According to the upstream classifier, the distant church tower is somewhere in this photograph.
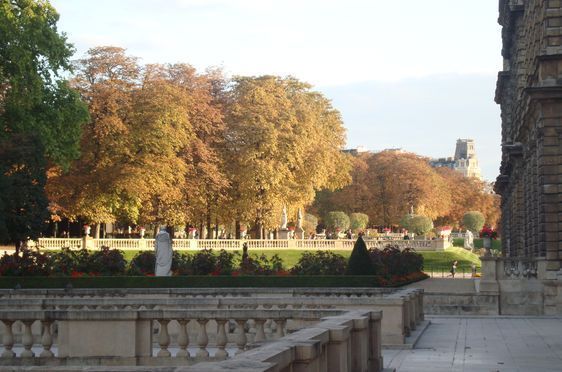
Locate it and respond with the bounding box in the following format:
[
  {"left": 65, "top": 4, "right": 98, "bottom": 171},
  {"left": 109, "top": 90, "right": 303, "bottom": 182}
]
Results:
[{"left": 453, "top": 139, "right": 481, "bottom": 179}]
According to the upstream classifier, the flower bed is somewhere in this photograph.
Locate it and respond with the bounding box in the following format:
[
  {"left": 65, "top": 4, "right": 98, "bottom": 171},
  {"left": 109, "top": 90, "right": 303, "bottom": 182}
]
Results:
[{"left": 0, "top": 244, "right": 428, "bottom": 288}]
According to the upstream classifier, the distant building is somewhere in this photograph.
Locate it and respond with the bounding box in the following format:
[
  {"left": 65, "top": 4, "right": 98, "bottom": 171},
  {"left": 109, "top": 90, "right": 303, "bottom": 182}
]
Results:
[
  {"left": 342, "top": 146, "right": 369, "bottom": 156},
  {"left": 429, "top": 157, "right": 455, "bottom": 170},
  {"left": 430, "top": 139, "right": 482, "bottom": 180}
]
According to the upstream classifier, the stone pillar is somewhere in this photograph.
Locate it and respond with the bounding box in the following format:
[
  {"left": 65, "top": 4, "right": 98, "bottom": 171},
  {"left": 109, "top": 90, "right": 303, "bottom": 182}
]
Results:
[
  {"left": 368, "top": 313, "right": 383, "bottom": 372},
  {"left": 293, "top": 340, "right": 322, "bottom": 372},
  {"left": 324, "top": 325, "right": 351, "bottom": 372},
  {"left": 350, "top": 317, "right": 369, "bottom": 372},
  {"left": 479, "top": 257, "right": 499, "bottom": 293},
  {"left": 538, "top": 101, "right": 562, "bottom": 273}
]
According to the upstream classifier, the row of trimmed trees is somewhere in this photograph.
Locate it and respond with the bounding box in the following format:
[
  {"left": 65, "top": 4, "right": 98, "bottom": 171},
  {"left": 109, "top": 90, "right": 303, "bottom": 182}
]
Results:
[
  {"left": 46, "top": 47, "right": 352, "bottom": 239},
  {"left": 312, "top": 151, "right": 500, "bottom": 231}
]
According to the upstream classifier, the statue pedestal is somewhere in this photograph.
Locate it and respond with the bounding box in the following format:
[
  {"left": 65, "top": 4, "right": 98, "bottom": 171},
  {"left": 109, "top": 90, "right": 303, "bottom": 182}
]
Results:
[
  {"left": 294, "top": 227, "right": 305, "bottom": 240},
  {"left": 82, "top": 236, "right": 94, "bottom": 250},
  {"left": 278, "top": 229, "right": 290, "bottom": 239}
]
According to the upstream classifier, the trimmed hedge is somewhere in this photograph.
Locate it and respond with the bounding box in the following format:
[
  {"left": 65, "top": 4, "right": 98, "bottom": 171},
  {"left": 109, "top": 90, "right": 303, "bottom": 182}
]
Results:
[{"left": 0, "top": 273, "right": 428, "bottom": 289}]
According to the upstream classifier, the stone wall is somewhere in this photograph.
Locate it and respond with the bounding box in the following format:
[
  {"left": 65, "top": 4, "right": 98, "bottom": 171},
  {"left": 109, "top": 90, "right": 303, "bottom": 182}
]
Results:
[{"left": 495, "top": 0, "right": 562, "bottom": 275}]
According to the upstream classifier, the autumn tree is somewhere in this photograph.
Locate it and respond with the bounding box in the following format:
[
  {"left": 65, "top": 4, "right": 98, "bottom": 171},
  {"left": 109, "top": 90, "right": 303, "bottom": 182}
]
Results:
[
  {"left": 357, "top": 151, "right": 449, "bottom": 225},
  {"left": 167, "top": 65, "right": 229, "bottom": 237},
  {"left": 0, "top": 0, "right": 89, "bottom": 249},
  {"left": 435, "top": 167, "right": 500, "bottom": 227},
  {"left": 224, "top": 76, "right": 350, "bottom": 238},
  {"left": 312, "top": 152, "right": 371, "bottom": 217},
  {"left": 125, "top": 64, "right": 196, "bottom": 226},
  {"left": 47, "top": 47, "right": 140, "bottom": 235},
  {"left": 313, "top": 150, "right": 499, "bottom": 230}
]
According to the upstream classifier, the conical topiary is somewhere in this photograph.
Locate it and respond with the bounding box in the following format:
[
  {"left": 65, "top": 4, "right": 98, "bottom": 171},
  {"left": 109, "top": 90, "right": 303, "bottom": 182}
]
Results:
[{"left": 346, "top": 235, "right": 375, "bottom": 275}]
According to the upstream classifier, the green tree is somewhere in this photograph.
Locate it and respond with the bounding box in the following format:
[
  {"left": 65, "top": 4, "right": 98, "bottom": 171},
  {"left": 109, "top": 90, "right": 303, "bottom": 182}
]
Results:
[
  {"left": 303, "top": 213, "right": 319, "bottom": 235},
  {"left": 0, "top": 0, "right": 89, "bottom": 249},
  {"left": 462, "top": 211, "right": 485, "bottom": 233},
  {"left": 0, "top": 134, "right": 49, "bottom": 250},
  {"left": 324, "top": 211, "right": 350, "bottom": 232},
  {"left": 346, "top": 236, "right": 375, "bottom": 275},
  {"left": 350, "top": 212, "right": 369, "bottom": 232},
  {"left": 408, "top": 215, "right": 434, "bottom": 236},
  {"left": 401, "top": 214, "right": 433, "bottom": 235}
]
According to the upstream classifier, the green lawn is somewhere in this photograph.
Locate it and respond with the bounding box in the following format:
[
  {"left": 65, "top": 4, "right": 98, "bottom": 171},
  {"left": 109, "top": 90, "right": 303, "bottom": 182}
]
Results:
[
  {"left": 122, "top": 247, "right": 482, "bottom": 272},
  {"left": 453, "top": 238, "right": 501, "bottom": 251}
]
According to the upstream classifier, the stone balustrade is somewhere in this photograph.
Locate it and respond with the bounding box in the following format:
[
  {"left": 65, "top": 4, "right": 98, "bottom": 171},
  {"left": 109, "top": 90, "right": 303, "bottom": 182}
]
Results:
[
  {"left": 0, "top": 287, "right": 423, "bottom": 347},
  {"left": 480, "top": 256, "right": 548, "bottom": 282},
  {"left": 30, "top": 237, "right": 448, "bottom": 251},
  {"left": 193, "top": 310, "right": 383, "bottom": 372},
  {"left": 0, "top": 308, "right": 345, "bottom": 367},
  {"left": 0, "top": 308, "right": 383, "bottom": 371}
]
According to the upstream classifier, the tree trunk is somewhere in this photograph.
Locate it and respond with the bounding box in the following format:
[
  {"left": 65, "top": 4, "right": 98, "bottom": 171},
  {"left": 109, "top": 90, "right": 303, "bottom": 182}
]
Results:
[
  {"left": 95, "top": 223, "right": 101, "bottom": 239},
  {"left": 206, "top": 209, "right": 212, "bottom": 239},
  {"left": 235, "top": 220, "right": 241, "bottom": 239},
  {"left": 166, "top": 225, "right": 174, "bottom": 243},
  {"left": 255, "top": 220, "right": 263, "bottom": 240},
  {"left": 215, "top": 217, "right": 219, "bottom": 238}
]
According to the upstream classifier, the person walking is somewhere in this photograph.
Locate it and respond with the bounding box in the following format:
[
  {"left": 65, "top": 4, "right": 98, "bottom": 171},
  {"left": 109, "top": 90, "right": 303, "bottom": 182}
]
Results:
[{"left": 450, "top": 260, "right": 458, "bottom": 278}]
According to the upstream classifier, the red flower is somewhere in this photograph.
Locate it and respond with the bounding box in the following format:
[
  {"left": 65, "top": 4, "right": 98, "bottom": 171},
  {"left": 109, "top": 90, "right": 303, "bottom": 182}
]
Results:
[
  {"left": 231, "top": 271, "right": 240, "bottom": 277},
  {"left": 71, "top": 271, "right": 83, "bottom": 278},
  {"left": 480, "top": 226, "right": 498, "bottom": 239},
  {"left": 145, "top": 273, "right": 155, "bottom": 277}
]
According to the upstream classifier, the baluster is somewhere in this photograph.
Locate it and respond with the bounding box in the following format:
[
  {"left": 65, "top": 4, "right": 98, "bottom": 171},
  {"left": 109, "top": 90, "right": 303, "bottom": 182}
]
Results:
[
  {"left": 276, "top": 319, "right": 286, "bottom": 338},
  {"left": 176, "top": 319, "right": 190, "bottom": 358},
  {"left": 215, "top": 319, "right": 228, "bottom": 360},
  {"left": 21, "top": 321, "right": 35, "bottom": 358},
  {"left": 1, "top": 321, "right": 15, "bottom": 358},
  {"left": 40, "top": 320, "right": 54, "bottom": 357},
  {"left": 264, "top": 319, "right": 273, "bottom": 335},
  {"left": 196, "top": 319, "right": 209, "bottom": 359},
  {"left": 235, "top": 319, "right": 247, "bottom": 355},
  {"left": 157, "top": 320, "right": 171, "bottom": 357},
  {"left": 254, "top": 319, "right": 266, "bottom": 342}
]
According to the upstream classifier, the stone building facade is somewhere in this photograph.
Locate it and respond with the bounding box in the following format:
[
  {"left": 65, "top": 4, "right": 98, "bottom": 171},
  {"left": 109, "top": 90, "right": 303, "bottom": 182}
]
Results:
[
  {"left": 429, "top": 139, "right": 482, "bottom": 179},
  {"left": 495, "top": 0, "right": 562, "bottom": 272},
  {"left": 485, "top": 0, "right": 562, "bottom": 314}
]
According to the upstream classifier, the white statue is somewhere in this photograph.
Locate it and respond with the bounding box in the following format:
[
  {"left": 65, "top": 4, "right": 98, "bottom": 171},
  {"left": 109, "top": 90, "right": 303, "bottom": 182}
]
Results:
[
  {"left": 154, "top": 226, "right": 173, "bottom": 276},
  {"left": 296, "top": 208, "right": 303, "bottom": 229},
  {"left": 464, "top": 229, "right": 474, "bottom": 249},
  {"left": 280, "top": 205, "right": 288, "bottom": 229}
]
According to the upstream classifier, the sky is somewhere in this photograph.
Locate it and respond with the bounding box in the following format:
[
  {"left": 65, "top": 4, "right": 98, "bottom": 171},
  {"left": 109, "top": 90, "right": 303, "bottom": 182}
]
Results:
[{"left": 50, "top": 0, "right": 503, "bottom": 180}]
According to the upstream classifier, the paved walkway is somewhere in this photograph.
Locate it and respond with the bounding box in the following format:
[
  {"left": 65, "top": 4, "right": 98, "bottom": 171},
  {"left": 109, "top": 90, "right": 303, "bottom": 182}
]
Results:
[{"left": 383, "top": 316, "right": 562, "bottom": 372}]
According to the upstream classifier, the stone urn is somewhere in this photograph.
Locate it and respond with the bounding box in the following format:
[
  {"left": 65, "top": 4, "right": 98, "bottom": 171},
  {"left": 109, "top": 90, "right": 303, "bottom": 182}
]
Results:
[{"left": 482, "top": 237, "right": 492, "bottom": 256}]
